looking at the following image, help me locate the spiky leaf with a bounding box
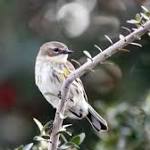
[127,19,140,24]
[70,133,85,145]
[141,5,149,13]
[33,118,44,132]
[83,50,92,60]
[105,35,113,44]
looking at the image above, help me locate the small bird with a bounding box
[35,41,108,132]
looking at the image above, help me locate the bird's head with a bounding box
[38,41,73,62]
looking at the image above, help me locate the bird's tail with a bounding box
[86,104,108,132]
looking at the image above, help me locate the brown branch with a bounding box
[48,20,150,150]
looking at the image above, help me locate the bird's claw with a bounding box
[58,91,62,99]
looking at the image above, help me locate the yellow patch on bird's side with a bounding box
[63,67,71,77]
[58,67,71,81]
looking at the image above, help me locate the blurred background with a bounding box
[0,0,150,149]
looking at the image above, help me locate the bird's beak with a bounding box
[62,49,74,54]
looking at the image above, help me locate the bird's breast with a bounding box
[35,60,63,96]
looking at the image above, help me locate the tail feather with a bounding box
[86,104,108,132]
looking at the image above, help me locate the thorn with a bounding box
[63,124,72,128]
[105,35,113,44]
[140,13,149,21]
[59,113,66,119]
[141,5,149,13]
[57,124,72,135]
[127,19,140,24]
[132,28,138,31]
[130,42,142,47]
[100,61,113,65]
[118,48,130,52]
[87,58,93,62]
[121,26,131,33]
[70,59,81,67]
[94,44,103,52]
[119,34,125,40]
[83,50,93,62]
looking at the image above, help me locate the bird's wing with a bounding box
[65,61,88,102]
[66,61,76,71]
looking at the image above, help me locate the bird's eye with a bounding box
[53,48,59,52]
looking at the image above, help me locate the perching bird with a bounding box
[35,41,108,132]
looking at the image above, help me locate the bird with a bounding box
[35,41,108,132]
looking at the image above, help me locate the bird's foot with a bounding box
[58,91,62,99]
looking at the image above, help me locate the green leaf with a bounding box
[135,14,142,22]
[70,133,85,145]
[68,142,80,149]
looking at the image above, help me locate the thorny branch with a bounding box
[48,19,150,150]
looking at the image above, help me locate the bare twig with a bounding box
[48,20,150,150]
